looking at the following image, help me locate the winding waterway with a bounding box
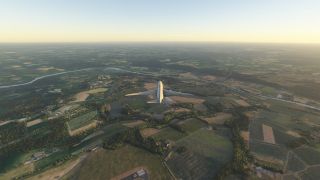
[0,66,152,90]
[0,68,92,89]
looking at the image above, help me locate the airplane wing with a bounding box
[125,89,156,97]
[147,100,158,104]
[164,89,192,96]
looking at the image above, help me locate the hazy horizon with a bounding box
[1,0,320,43]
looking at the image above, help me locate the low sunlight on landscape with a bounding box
[0,0,320,180]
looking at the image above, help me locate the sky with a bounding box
[0,0,319,43]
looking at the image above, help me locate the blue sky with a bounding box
[0,0,319,42]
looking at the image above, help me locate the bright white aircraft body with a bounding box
[125,81,192,104]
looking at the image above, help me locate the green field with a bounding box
[1,149,73,179]
[283,174,298,180]
[152,127,186,141]
[147,104,168,113]
[294,146,320,165]
[250,141,288,161]
[266,100,317,128]
[253,110,300,133]
[0,150,36,173]
[176,129,233,160]
[0,163,34,180]
[69,145,172,180]
[70,123,128,154]
[178,118,206,133]
[286,153,306,172]
[300,166,320,180]
[250,109,306,149]
[260,87,277,96]
[67,111,97,131]
[247,93,320,174]
[126,96,148,110]
[249,139,288,171]
[314,144,320,151]
[273,127,299,146]
[35,149,71,170]
[167,128,233,179]
[101,123,128,136]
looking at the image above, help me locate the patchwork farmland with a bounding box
[67,111,98,135]
[70,145,172,180]
[249,99,320,178]
[166,128,233,179]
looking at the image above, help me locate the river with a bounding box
[0,68,92,89]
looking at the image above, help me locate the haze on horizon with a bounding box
[0,0,319,43]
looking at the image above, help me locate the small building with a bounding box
[277,92,294,101]
[32,151,46,161]
[137,169,146,177]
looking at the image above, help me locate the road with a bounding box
[226,85,320,112]
[259,95,320,111]
[211,70,320,112]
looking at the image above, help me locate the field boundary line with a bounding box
[163,161,177,180]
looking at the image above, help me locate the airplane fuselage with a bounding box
[125,80,191,104]
[157,81,164,103]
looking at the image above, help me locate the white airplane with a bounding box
[125,81,192,104]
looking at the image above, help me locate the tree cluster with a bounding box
[0,122,27,145]
[216,116,253,179]
[0,118,68,161]
[103,128,168,155]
